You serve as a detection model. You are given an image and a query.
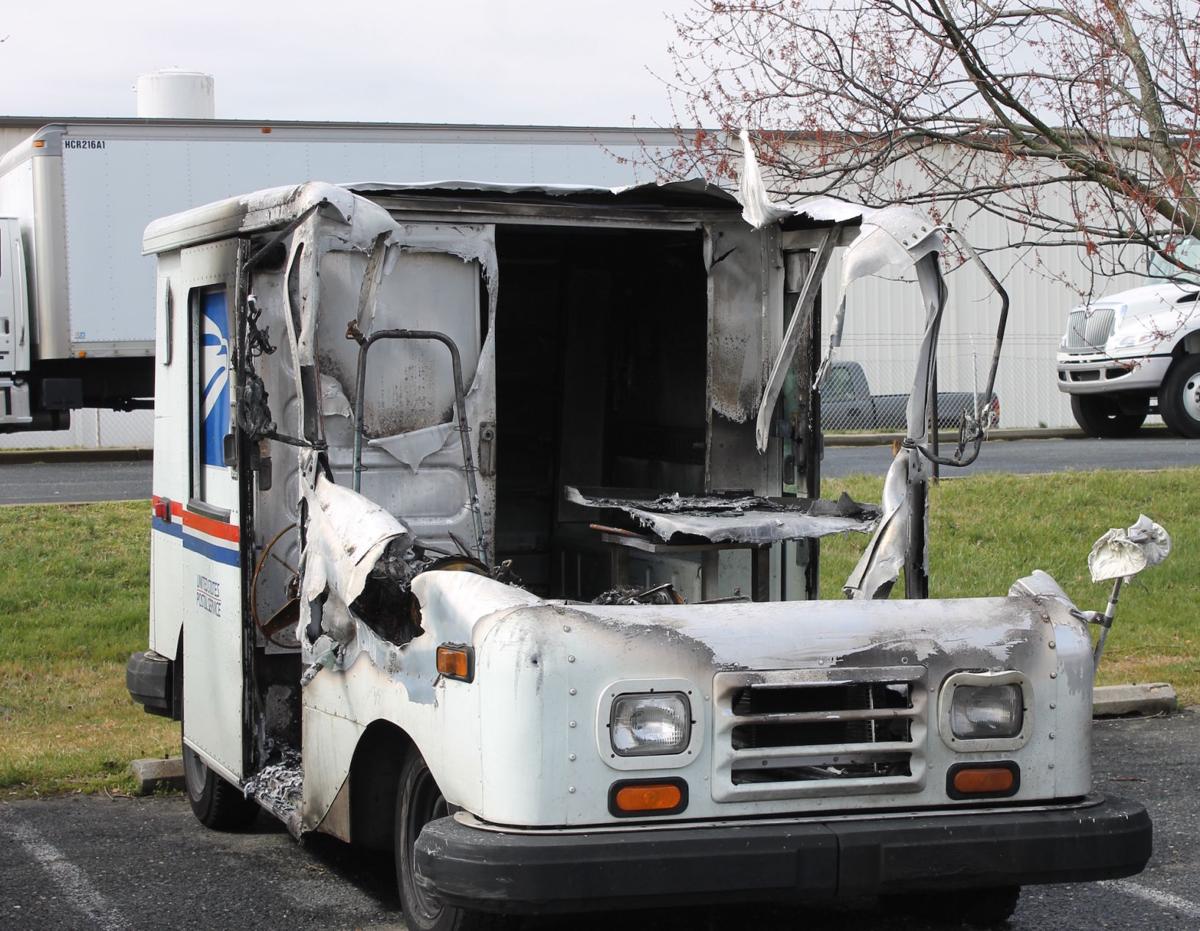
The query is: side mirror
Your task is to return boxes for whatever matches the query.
[1087,515,1171,674]
[1088,514,1171,582]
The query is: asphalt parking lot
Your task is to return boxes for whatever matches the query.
[1,712,1198,930]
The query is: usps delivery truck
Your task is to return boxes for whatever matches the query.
[126,165,1163,929]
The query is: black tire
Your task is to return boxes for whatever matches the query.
[182,739,259,830]
[1070,394,1146,437]
[886,885,1020,928]
[1159,353,1200,437]
[394,750,511,931]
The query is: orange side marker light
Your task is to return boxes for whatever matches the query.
[953,766,1015,795]
[436,644,473,682]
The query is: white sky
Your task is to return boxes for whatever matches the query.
[1,0,689,125]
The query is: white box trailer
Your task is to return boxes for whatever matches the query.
[124,167,1165,928]
[0,119,670,432]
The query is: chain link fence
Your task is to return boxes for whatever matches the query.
[819,331,1123,435]
[0,409,153,450]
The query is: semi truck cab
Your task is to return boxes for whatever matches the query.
[126,174,1152,930]
[1056,246,1200,437]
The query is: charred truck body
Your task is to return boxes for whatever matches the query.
[126,173,1151,929]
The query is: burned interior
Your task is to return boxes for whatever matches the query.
[493,224,709,596]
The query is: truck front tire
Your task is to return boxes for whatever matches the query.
[395,750,511,931]
[1160,353,1200,437]
[1070,395,1146,438]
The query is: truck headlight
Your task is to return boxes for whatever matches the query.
[1110,332,1156,351]
[949,684,1024,739]
[610,692,691,756]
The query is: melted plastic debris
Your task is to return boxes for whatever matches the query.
[592,582,684,606]
[565,487,879,544]
[243,748,303,837]
[1088,515,1172,582]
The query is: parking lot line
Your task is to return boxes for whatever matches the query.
[0,814,127,931]
[1105,879,1200,919]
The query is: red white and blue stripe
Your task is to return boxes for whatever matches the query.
[152,496,240,567]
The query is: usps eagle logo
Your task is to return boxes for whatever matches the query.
[200,291,230,467]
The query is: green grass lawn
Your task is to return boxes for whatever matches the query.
[0,466,1195,798]
[0,501,176,797]
[819,468,1200,699]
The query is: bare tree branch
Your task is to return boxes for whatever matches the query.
[656,0,1200,284]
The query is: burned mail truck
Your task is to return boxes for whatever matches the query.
[126,175,1153,930]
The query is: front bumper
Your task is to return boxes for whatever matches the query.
[1056,352,1170,395]
[415,794,1151,914]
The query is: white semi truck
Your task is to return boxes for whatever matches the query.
[0,119,664,434]
[125,166,1163,929]
[1056,245,1200,437]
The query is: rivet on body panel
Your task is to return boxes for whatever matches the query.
[569,688,577,696]
[568,786,576,794]
[563,625,571,633]
[1049,702,1056,709]
[569,720,577,728]
[1050,671,1057,678]
[568,655,576,663]
[1049,732,1056,739]
[1049,641,1056,649]
[569,753,576,761]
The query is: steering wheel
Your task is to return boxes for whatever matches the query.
[250,523,301,648]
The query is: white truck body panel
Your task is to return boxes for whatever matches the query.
[0,216,30,374]
[153,239,245,778]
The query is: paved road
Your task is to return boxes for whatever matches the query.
[1,713,1197,930]
[0,460,151,505]
[0,435,1196,505]
[824,435,1200,478]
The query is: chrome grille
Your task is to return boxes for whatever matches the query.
[1064,307,1116,353]
[712,667,926,802]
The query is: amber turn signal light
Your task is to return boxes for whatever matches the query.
[436,644,473,682]
[947,762,1019,799]
[608,779,688,817]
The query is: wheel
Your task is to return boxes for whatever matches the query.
[182,736,259,830]
[1159,353,1200,437]
[394,750,510,931]
[1070,394,1146,437]
[885,885,1020,928]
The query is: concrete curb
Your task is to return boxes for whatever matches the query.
[826,426,1175,448]
[130,757,184,795]
[0,447,152,464]
[1093,683,1178,718]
